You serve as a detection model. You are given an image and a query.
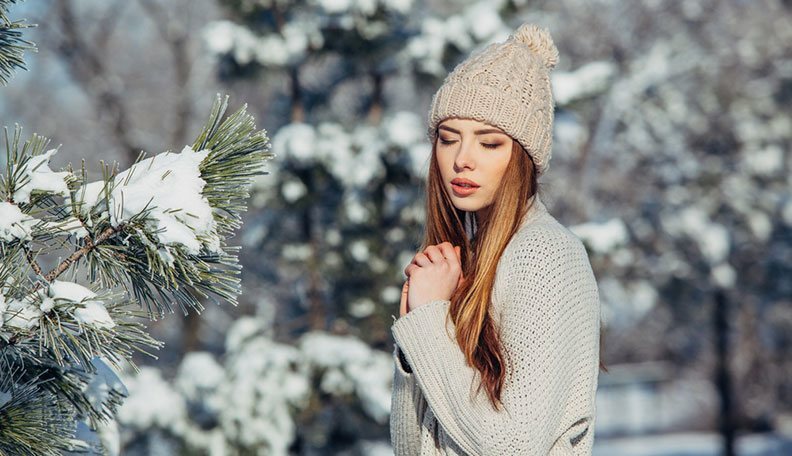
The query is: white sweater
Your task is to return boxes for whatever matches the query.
[390,195,601,455]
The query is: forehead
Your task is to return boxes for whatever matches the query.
[438,117,506,134]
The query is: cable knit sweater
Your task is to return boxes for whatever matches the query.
[390,195,600,455]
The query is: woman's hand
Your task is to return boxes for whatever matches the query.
[399,242,463,316]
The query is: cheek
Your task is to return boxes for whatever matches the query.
[436,153,454,179]
[487,153,512,186]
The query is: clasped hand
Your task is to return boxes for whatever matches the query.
[399,241,464,318]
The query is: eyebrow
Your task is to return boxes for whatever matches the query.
[438,125,507,136]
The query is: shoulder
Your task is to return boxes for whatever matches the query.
[495,210,598,308]
[502,212,591,273]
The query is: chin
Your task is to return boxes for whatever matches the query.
[448,196,485,213]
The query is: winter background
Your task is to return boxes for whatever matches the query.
[1,0,791,455]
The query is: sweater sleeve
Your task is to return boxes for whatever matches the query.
[391,227,599,455]
[390,344,428,455]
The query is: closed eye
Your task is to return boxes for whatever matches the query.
[482,143,501,149]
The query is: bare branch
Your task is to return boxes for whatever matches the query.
[53,0,144,164]
[137,0,193,146]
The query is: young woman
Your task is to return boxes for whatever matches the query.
[390,23,603,455]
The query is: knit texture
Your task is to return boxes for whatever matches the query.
[426,23,559,175]
[390,195,600,455]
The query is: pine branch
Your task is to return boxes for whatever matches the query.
[0,368,79,456]
[0,343,126,431]
[0,93,269,453]
[76,94,272,317]
[0,0,37,86]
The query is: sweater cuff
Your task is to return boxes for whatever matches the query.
[391,299,460,383]
[393,345,413,375]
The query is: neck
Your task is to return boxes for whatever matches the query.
[475,205,492,226]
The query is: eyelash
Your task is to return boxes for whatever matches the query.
[439,138,500,149]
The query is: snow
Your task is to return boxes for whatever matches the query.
[71,180,106,220]
[2,297,41,330]
[12,149,71,204]
[380,285,400,303]
[384,111,423,149]
[203,19,322,68]
[0,280,115,330]
[39,296,56,313]
[382,0,412,14]
[711,263,736,288]
[402,3,509,76]
[77,146,222,255]
[344,195,370,223]
[176,352,225,401]
[74,301,115,330]
[0,201,38,242]
[553,61,617,106]
[599,278,658,329]
[281,179,307,202]
[220,318,311,453]
[320,123,386,188]
[44,216,89,239]
[272,123,318,165]
[118,367,188,429]
[157,246,175,266]
[49,280,116,329]
[281,243,312,261]
[116,319,399,450]
[62,146,222,255]
[569,218,629,254]
[299,331,393,423]
[661,207,730,264]
[349,297,376,318]
[50,279,96,302]
[349,239,370,262]
[315,0,353,14]
[554,112,589,154]
[746,209,772,242]
[463,2,505,42]
[408,143,431,177]
[745,145,783,176]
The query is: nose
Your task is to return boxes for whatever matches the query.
[454,139,475,171]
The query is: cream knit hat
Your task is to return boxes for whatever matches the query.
[427,23,559,175]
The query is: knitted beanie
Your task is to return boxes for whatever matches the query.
[427,23,559,175]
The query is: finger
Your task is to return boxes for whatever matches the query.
[423,245,445,263]
[437,242,458,264]
[454,245,461,262]
[400,281,409,316]
[414,252,432,267]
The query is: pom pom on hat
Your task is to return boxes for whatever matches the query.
[511,23,559,69]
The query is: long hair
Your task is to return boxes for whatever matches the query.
[422,138,608,410]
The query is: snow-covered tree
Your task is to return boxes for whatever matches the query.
[1,6,272,451]
[0,93,271,454]
[117,317,393,454]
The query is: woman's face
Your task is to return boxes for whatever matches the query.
[435,117,513,217]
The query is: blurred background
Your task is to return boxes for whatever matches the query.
[2,0,791,454]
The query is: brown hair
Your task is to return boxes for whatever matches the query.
[422,137,608,410]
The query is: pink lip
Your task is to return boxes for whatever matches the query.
[450,178,480,196]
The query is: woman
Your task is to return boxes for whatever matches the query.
[390,23,603,455]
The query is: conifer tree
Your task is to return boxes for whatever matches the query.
[0,2,272,453]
